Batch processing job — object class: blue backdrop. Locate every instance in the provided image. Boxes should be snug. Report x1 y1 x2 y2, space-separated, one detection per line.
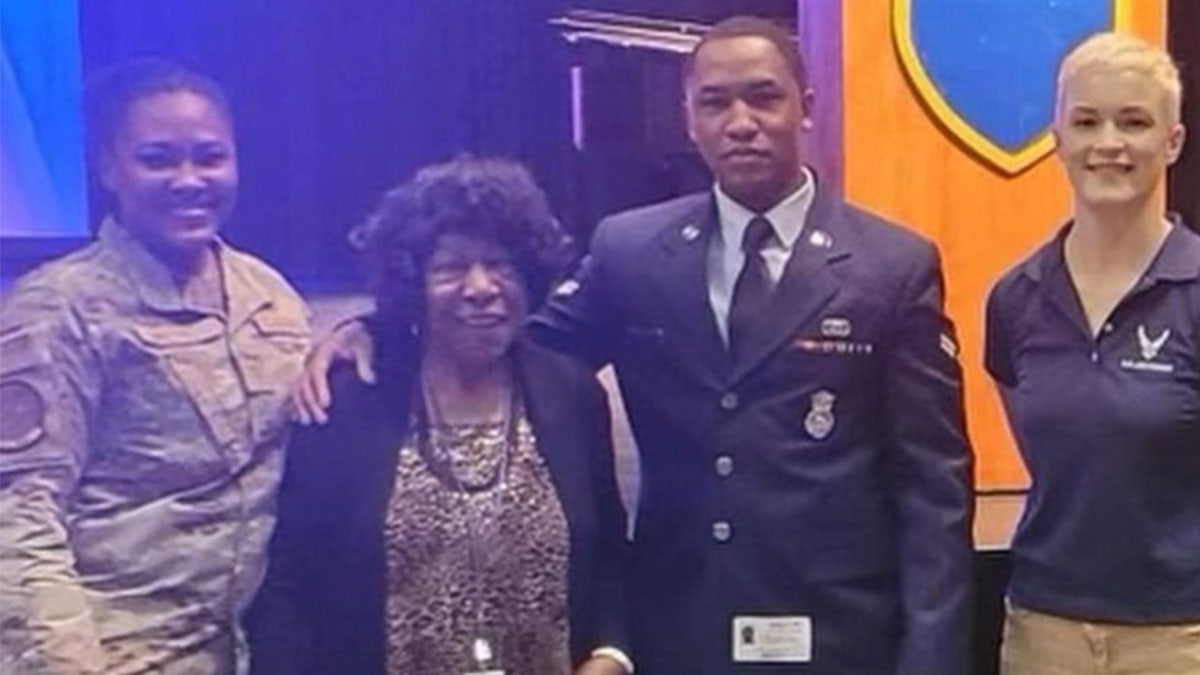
0 0 87 238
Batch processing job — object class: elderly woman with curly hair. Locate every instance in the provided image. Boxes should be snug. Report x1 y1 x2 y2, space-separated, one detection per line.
246 157 632 675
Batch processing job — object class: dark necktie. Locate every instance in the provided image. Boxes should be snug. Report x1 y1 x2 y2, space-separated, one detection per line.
728 215 776 362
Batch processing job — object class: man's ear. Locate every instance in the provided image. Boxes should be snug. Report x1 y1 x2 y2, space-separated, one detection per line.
684 95 698 144
800 87 815 131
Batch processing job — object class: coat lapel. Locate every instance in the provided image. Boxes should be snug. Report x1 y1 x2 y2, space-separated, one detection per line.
649 197 730 388
729 188 848 384
512 340 587 512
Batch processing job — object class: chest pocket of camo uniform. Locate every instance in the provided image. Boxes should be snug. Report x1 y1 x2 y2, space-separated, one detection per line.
89 318 234 487
240 305 308 392
238 304 310 444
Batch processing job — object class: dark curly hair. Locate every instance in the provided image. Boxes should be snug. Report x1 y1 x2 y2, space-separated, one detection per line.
352 156 573 334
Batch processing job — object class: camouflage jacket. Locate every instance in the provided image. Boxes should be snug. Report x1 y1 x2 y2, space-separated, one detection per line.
0 221 309 674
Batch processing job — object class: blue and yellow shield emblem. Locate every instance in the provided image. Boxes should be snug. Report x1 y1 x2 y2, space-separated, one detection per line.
893 0 1132 175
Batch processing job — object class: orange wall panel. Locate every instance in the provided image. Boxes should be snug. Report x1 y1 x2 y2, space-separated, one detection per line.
840 2 1167 488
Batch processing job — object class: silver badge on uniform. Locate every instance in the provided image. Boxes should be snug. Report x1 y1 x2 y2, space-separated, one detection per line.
803 389 836 440
681 224 701 242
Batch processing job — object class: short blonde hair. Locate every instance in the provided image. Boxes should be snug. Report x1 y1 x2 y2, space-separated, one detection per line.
1056 32 1182 123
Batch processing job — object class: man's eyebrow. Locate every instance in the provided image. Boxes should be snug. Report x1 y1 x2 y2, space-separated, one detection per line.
744 79 783 90
695 78 781 95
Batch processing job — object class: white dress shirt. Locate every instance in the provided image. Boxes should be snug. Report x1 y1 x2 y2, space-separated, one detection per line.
707 167 817 344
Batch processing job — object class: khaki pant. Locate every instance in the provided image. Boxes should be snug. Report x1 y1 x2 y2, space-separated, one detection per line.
1001 602 1200 675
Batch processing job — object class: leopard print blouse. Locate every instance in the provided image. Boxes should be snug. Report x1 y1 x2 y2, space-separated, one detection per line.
383 410 572 674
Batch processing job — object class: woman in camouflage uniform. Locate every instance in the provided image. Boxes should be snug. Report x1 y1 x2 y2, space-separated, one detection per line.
0 60 309 675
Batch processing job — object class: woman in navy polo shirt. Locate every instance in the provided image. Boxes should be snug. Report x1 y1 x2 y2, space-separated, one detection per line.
985 32 1199 674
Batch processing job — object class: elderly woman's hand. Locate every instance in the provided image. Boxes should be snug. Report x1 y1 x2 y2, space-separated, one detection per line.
574 655 630 675
292 318 375 425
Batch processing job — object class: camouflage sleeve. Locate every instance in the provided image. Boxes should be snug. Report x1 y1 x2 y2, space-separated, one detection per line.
0 285 106 674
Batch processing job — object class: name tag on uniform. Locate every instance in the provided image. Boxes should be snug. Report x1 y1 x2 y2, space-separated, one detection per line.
732 616 812 663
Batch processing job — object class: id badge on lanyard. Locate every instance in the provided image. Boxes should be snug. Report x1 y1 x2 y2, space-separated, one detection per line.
732 616 813 663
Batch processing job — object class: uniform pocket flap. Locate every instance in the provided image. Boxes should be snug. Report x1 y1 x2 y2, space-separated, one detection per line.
133 318 224 347
250 307 309 337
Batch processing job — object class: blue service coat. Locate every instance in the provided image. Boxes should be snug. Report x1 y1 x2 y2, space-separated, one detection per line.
531 185 975 675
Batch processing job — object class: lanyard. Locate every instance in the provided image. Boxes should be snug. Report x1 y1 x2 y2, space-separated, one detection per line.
415 372 520 671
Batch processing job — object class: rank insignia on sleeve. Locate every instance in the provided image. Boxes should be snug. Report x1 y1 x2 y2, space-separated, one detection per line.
939 333 958 359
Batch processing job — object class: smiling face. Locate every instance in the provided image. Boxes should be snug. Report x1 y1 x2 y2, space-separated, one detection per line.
422 232 528 370
99 89 237 263
685 35 813 213
1054 64 1185 210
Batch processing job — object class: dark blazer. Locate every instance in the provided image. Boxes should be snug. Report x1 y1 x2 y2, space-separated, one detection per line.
245 331 630 674
531 184 975 675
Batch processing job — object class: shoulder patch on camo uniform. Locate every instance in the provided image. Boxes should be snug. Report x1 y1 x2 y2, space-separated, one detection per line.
0 327 53 452
0 380 46 452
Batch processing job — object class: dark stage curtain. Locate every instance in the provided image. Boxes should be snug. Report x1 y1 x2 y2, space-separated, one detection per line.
1169 0 1199 230
80 0 573 289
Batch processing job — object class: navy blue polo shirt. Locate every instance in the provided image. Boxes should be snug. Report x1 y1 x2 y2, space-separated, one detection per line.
985 219 1200 622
